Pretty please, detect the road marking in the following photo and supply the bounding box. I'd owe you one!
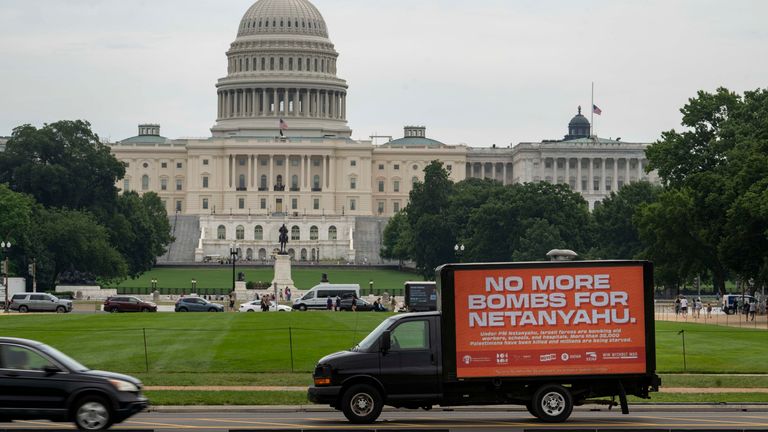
[633,414,768,426]
[197,417,311,429]
[127,420,202,429]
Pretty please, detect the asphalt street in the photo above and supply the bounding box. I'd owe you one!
[3,407,768,431]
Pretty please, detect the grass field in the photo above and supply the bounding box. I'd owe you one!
[110,266,417,292]
[1,315,766,378]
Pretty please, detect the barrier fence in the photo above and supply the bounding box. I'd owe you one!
[113,287,406,297]
[654,303,768,330]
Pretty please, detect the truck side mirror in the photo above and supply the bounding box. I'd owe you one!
[380,330,391,353]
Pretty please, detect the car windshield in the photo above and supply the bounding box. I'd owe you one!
[38,343,89,372]
[354,316,397,352]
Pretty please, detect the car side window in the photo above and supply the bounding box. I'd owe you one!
[11,294,25,301]
[0,345,54,371]
[30,295,46,301]
[390,320,430,351]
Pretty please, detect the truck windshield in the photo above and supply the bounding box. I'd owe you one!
[354,316,398,352]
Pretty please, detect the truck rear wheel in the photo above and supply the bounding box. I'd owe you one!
[532,384,573,423]
[341,384,383,424]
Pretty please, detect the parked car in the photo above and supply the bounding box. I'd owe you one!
[9,293,73,313]
[174,297,224,312]
[0,337,148,430]
[103,296,157,313]
[239,300,292,312]
[292,284,360,311]
[339,297,376,311]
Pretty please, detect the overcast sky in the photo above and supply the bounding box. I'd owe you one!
[1,0,766,147]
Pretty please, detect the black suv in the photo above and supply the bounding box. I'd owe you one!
[0,338,148,430]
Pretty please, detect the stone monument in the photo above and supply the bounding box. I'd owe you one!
[271,224,295,291]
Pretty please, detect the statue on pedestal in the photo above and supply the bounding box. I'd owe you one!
[278,224,289,254]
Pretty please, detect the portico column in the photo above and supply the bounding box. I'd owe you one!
[268,156,274,190]
[613,158,619,191]
[637,159,643,180]
[284,155,290,190]
[273,89,278,116]
[625,159,631,184]
[553,158,558,184]
[325,91,330,118]
[600,158,606,193]
[577,158,583,192]
[247,155,253,189]
[252,155,257,188]
[229,155,234,189]
[261,89,267,116]
[324,156,329,188]
[251,89,257,117]
[588,158,594,193]
[502,163,507,185]
[300,155,306,190]
[341,94,346,119]
[565,158,570,188]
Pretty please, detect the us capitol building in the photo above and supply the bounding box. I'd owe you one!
[108,0,658,264]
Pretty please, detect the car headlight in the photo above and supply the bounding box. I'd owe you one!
[109,379,139,392]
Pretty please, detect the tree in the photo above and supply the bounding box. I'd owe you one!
[0,120,125,211]
[591,181,662,260]
[644,87,768,293]
[380,211,412,268]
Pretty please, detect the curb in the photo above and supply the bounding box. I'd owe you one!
[149,403,768,414]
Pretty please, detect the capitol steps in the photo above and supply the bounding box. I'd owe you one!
[157,215,200,264]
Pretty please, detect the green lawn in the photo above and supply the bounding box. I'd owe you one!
[110,266,416,292]
[1,315,766,378]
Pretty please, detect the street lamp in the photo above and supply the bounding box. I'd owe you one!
[229,243,240,293]
[454,243,465,263]
[1,241,11,313]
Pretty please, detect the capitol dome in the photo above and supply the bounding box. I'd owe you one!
[564,106,591,140]
[212,0,351,138]
[238,0,329,38]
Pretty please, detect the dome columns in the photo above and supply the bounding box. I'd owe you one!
[218,87,347,121]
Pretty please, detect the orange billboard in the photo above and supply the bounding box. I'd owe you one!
[454,265,647,378]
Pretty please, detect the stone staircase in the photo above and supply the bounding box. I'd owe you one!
[157,214,200,264]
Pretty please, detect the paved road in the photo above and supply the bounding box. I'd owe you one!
[4,407,768,431]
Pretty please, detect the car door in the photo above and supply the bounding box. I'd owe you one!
[29,294,48,312]
[0,343,70,416]
[379,317,440,399]
[126,297,141,312]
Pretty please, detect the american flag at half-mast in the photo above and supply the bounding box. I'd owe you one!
[279,118,288,136]
[593,104,603,115]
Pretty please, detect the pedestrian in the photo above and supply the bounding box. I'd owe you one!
[749,301,757,321]
[706,302,712,318]
[286,287,292,302]
[680,296,688,317]
[694,297,702,319]
[351,294,358,312]
[261,297,269,312]
[229,291,236,311]
[279,289,284,301]
[335,295,341,311]
[326,296,333,310]
[674,296,681,316]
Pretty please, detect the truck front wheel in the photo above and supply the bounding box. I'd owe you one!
[341,384,383,424]
[532,384,573,423]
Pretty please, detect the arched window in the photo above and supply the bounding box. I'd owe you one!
[254,225,263,241]
[300,248,307,261]
[141,175,149,191]
[246,248,253,260]
[291,226,300,241]
[217,225,226,240]
[313,175,321,189]
[236,225,245,240]
[412,176,419,185]
[288,249,295,260]
[310,226,319,240]
[258,248,267,261]
[329,226,337,241]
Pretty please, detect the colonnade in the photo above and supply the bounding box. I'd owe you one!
[466,162,513,185]
[217,88,346,120]
[223,154,335,192]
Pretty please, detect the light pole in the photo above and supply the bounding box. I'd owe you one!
[454,243,465,263]
[229,243,240,293]
[1,241,11,313]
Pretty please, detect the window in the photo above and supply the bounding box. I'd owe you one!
[378,164,384,170]
[413,164,418,171]
[329,226,337,240]
[291,226,300,241]
[313,198,320,210]
[160,178,168,191]
[394,202,400,213]
[239,198,245,209]
[447,164,453,171]
[390,320,430,350]
[143,162,149,169]
[254,225,263,240]
[161,162,168,169]
[412,176,419,185]
[175,200,182,212]
[377,201,385,214]
[176,179,183,191]
[177,162,183,169]
[276,159,284,166]
[291,175,299,190]
[0,345,54,371]
[291,198,298,210]
[203,176,209,189]
[236,225,245,240]
[310,226,319,240]
[123,179,130,192]
[239,174,246,189]
[260,175,267,190]
[350,199,357,211]
[217,226,226,240]
[350,177,357,190]
[378,180,385,192]
[260,198,266,210]
[593,177,600,191]
[239,159,246,166]
[202,198,209,210]
[203,159,209,166]
[125,162,130,168]
[394,164,400,170]
[394,180,400,193]
[350,160,357,167]
[313,175,321,190]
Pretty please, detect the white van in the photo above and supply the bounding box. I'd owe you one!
[293,283,360,311]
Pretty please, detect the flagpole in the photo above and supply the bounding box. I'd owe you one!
[591,82,594,138]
